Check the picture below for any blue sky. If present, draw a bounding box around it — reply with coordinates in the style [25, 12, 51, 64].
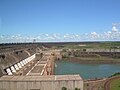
[0, 0, 120, 43]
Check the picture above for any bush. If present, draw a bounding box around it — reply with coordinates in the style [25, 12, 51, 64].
[75, 88, 80, 90]
[62, 55, 69, 58]
[62, 87, 67, 90]
[83, 49, 86, 52]
[109, 72, 120, 77]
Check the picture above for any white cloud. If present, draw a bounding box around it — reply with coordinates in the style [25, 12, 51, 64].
[45, 34, 49, 36]
[89, 32, 100, 40]
[112, 26, 118, 32]
[0, 27, 120, 43]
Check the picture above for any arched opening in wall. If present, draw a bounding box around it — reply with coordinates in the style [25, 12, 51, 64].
[51, 53, 55, 56]
[57, 58, 60, 60]
[4, 69, 8, 75]
[15, 51, 19, 54]
[40, 53, 43, 58]
[20, 50, 23, 53]
[0, 54, 5, 59]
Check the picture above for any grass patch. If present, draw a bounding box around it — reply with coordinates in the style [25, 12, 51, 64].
[110, 78, 120, 90]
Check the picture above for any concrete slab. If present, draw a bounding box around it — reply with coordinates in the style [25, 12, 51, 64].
[56, 75, 69, 80]
[30, 66, 44, 73]
[11, 76, 20, 81]
[28, 73, 41, 76]
[0, 75, 13, 81]
[74, 75, 83, 80]
[17, 76, 26, 81]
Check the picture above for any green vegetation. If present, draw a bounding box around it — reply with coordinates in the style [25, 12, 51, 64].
[59, 42, 120, 64]
[62, 55, 70, 58]
[75, 88, 81, 90]
[61, 87, 81, 90]
[53, 42, 120, 50]
[110, 78, 120, 90]
[62, 87, 67, 90]
[110, 72, 120, 77]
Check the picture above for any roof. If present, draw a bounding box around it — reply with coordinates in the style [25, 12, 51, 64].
[0, 75, 83, 82]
